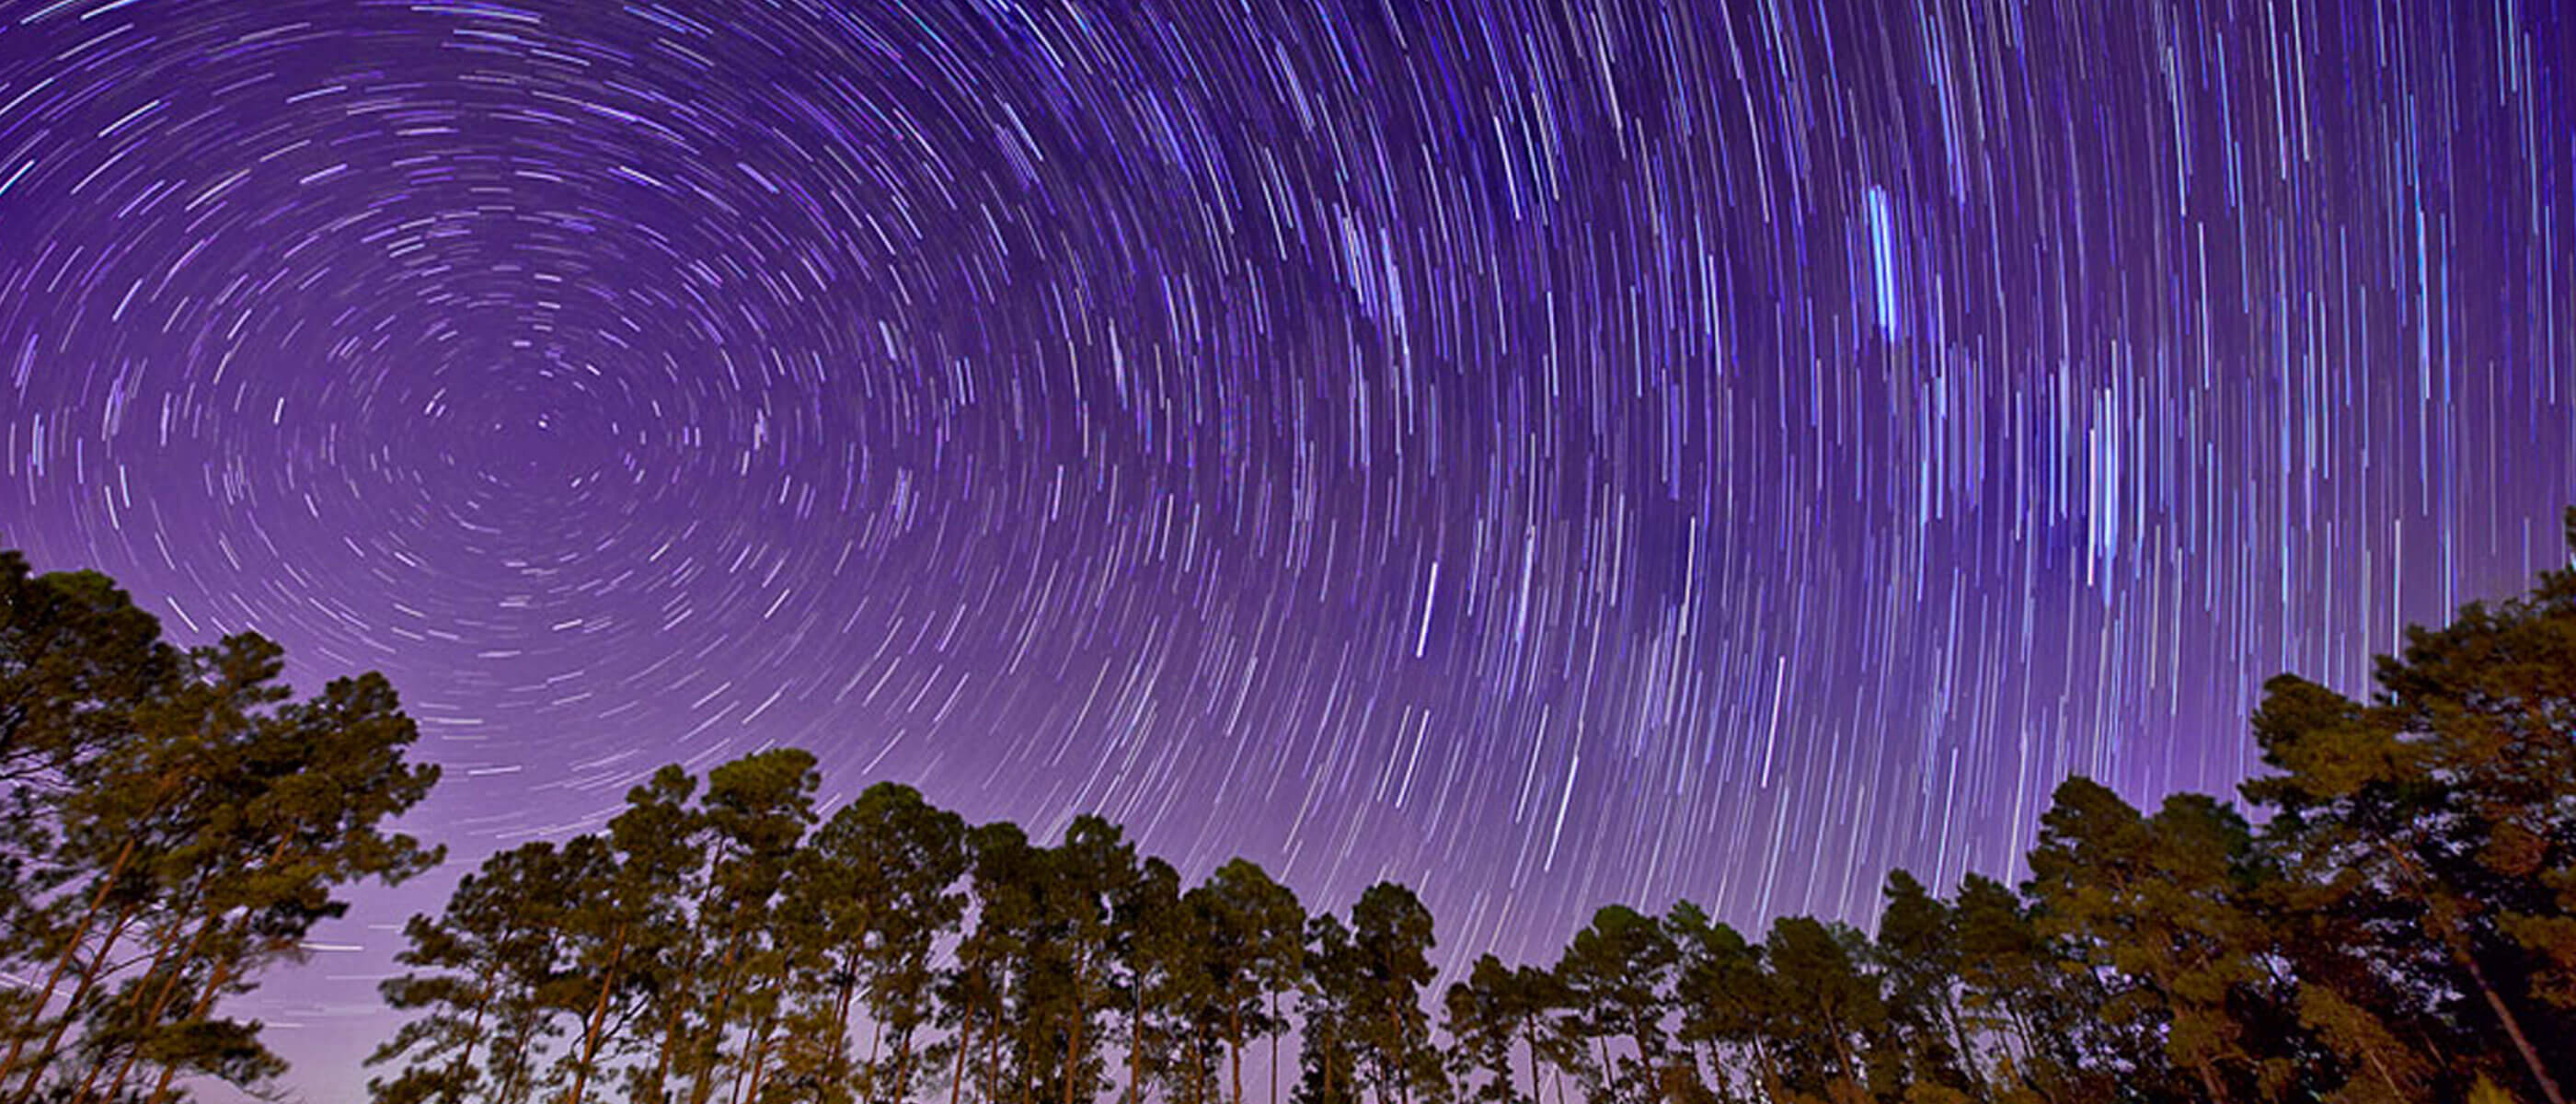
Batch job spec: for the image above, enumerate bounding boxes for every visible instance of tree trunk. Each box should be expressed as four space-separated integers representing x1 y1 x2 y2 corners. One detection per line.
651 985 687 1100
1748 1037 1779 1104
868 1011 890 1104
0 834 142 1088
1064 955 1090 1104
1230 1006 1244 1104
2386 837 2570 1104
566 925 629 1104
1389 1001 1412 1104
688 935 751 1104
447 971 497 1098
1319 1028 1334 1104
75 907 223 1104
949 1002 976 1104
733 1009 776 1104
891 1026 919 1104
1202 1031 1217 1104
144 945 253 1104
2457 945 2567 1104
983 992 1004 1104
3 898 140 1102
1939 992 1981 1098
1517 1023 1537 1104
830 951 863 1095
2192 1058 2231 1104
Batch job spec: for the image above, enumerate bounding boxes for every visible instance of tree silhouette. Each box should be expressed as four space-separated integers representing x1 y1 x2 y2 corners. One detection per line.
16 511 2576 1103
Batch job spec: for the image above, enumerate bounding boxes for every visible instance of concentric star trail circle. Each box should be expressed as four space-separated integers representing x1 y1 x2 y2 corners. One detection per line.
3 0 2569 1094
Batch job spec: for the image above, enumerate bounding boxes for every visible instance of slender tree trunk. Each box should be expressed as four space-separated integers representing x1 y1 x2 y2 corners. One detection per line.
1389 1001 1411 1104
868 1008 891 1104
688 935 751 1104
651 997 687 1104
1229 1007 1244 1104
502 1000 542 1104
1192 1032 1208 1104
733 1008 776 1104
2191 1058 2231 1104
1517 1024 1536 1104
566 925 629 1104
0 834 142 1087
949 1002 977 1104
830 952 863 1095
1939 992 1981 1098
892 1026 920 1104
1064 956 1089 1104
1321 1031 1335 1104
1748 1037 1779 1104
144 947 253 1104
3 898 141 1101
983 990 1004 1104
1018 1037 1034 1104
2457 945 2567 1104
1269 991 1282 1104
1998 1000 2057 1104
77 908 224 1104
445 973 497 1098
2384 837 2570 1104
1130 983 1144 1104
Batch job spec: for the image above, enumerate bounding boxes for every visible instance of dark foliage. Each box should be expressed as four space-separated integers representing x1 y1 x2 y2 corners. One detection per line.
8 512 2575 1103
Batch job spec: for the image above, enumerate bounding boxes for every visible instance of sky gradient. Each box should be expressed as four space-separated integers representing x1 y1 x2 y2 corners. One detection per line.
3 0 2571 1098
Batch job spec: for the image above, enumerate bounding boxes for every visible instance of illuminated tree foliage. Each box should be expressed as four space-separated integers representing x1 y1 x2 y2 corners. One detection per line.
0 552 442 1104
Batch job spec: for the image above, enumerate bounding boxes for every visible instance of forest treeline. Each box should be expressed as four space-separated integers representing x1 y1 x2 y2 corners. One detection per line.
2 517 2573 1104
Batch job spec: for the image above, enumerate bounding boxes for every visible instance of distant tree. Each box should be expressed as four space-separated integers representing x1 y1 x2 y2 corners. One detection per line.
1296 912 1363 1104
945 822 1046 1104
1041 816 1142 1104
1116 857 1193 1104
1344 883 1442 1104
1869 871 1976 1099
1550 905 1673 1104
1756 916 1882 1099
776 780 970 1104
1443 956 1528 1104
371 839 606 1104
555 765 699 1104
297 504 2576 1104
2027 780 2294 1102
1185 859 1307 1104
1663 903 1768 1104
670 748 817 1104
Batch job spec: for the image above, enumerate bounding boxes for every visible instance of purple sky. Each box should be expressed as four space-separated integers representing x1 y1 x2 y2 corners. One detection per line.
4 0 2571 1099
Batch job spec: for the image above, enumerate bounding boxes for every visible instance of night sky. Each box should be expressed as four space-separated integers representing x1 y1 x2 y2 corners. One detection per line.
3 0 2571 1098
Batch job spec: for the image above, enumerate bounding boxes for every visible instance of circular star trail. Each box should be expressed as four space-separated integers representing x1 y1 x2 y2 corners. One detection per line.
3 0 2570 1093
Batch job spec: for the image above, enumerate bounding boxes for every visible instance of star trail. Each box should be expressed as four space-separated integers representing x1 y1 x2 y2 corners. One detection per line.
2 0 2570 1095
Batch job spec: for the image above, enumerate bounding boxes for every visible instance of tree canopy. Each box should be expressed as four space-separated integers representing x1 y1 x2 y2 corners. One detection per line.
6 512 2575 1103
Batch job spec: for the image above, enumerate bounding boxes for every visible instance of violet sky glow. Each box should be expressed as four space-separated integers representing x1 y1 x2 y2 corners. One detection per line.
3 0 2571 1098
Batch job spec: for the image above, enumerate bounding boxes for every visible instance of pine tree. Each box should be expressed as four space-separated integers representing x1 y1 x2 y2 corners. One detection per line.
1185 859 1306 1104
1550 906 1673 1104
1345 883 1441 1104
1443 956 1527 1104
1869 871 1977 1099
371 839 602 1104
